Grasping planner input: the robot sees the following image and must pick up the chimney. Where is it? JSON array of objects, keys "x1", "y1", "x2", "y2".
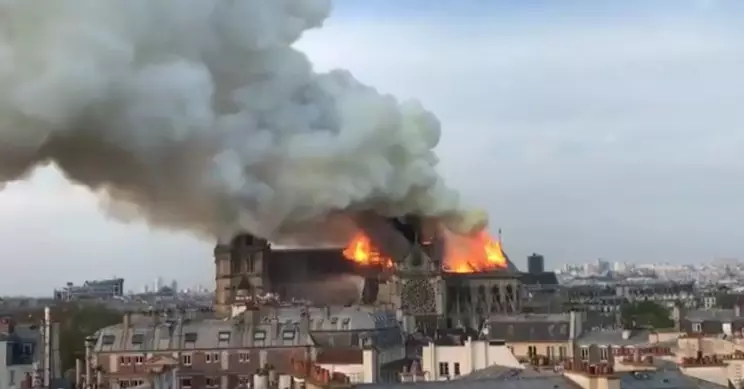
[
  {"x1": 672, "y1": 305, "x2": 684, "y2": 331},
  {"x1": 569, "y1": 311, "x2": 583, "y2": 339},
  {"x1": 123, "y1": 312, "x2": 131, "y2": 330},
  {"x1": 43, "y1": 306, "x2": 52, "y2": 388},
  {"x1": 300, "y1": 308, "x2": 310, "y2": 335},
  {"x1": 0, "y1": 317, "x2": 15, "y2": 335},
  {"x1": 259, "y1": 349, "x2": 268, "y2": 368},
  {"x1": 75, "y1": 359, "x2": 82, "y2": 388},
  {"x1": 84, "y1": 336, "x2": 96, "y2": 389},
  {"x1": 269, "y1": 317, "x2": 279, "y2": 344},
  {"x1": 622, "y1": 329, "x2": 632, "y2": 340}
]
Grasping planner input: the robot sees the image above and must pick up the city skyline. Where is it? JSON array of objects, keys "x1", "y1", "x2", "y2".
[{"x1": 2, "y1": 0, "x2": 744, "y2": 295}]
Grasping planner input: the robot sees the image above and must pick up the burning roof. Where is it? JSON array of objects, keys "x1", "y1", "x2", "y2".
[{"x1": 341, "y1": 215, "x2": 516, "y2": 274}]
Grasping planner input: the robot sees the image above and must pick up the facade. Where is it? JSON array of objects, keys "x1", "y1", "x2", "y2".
[
  {"x1": 0, "y1": 316, "x2": 60, "y2": 389},
  {"x1": 54, "y1": 278, "x2": 124, "y2": 301},
  {"x1": 485, "y1": 312, "x2": 578, "y2": 360},
  {"x1": 401, "y1": 339, "x2": 725, "y2": 389},
  {"x1": 421, "y1": 337, "x2": 521, "y2": 380},
  {"x1": 564, "y1": 280, "x2": 697, "y2": 314},
  {"x1": 92, "y1": 303, "x2": 407, "y2": 388},
  {"x1": 214, "y1": 216, "x2": 524, "y2": 331}
]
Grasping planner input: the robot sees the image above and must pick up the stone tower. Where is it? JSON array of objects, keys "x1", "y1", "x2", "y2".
[
  {"x1": 214, "y1": 234, "x2": 270, "y2": 317},
  {"x1": 388, "y1": 216, "x2": 445, "y2": 330}
]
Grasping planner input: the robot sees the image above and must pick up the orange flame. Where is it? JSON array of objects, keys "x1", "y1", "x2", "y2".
[
  {"x1": 343, "y1": 232, "x2": 394, "y2": 269},
  {"x1": 443, "y1": 230, "x2": 508, "y2": 273}
]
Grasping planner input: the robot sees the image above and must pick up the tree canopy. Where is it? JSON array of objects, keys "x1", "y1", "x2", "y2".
[
  {"x1": 13, "y1": 303, "x2": 122, "y2": 372},
  {"x1": 620, "y1": 300, "x2": 674, "y2": 329}
]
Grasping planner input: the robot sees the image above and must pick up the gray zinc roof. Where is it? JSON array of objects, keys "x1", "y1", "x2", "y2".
[
  {"x1": 94, "y1": 305, "x2": 399, "y2": 352},
  {"x1": 487, "y1": 313, "x2": 571, "y2": 342},
  {"x1": 575, "y1": 329, "x2": 651, "y2": 347},
  {"x1": 685, "y1": 308, "x2": 737, "y2": 322}
]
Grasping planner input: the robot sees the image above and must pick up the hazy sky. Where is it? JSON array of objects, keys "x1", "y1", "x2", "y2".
[{"x1": 2, "y1": 0, "x2": 744, "y2": 295}]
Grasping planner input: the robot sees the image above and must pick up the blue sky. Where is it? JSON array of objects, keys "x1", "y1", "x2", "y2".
[{"x1": 2, "y1": 0, "x2": 744, "y2": 295}]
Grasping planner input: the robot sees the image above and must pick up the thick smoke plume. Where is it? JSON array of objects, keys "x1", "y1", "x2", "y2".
[{"x1": 0, "y1": 0, "x2": 486, "y2": 242}]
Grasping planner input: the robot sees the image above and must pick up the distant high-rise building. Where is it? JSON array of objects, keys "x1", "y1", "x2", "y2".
[{"x1": 527, "y1": 253, "x2": 545, "y2": 274}]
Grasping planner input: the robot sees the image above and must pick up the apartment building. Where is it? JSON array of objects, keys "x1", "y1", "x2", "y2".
[
  {"x1": 483, "y1": 312, "x2": 584, "y2": 360},
  {"x1": 91, "y1": 303, "x2": 407, "y2": 389},
  {"x1": 54, "y1": 278, "x2": 124, "y2": 301},
  {"x1": 0, "y1": 316, "x2": 61, "y2": 389}
]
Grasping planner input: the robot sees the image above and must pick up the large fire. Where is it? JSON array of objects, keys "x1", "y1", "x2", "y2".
[
  {"x1": 342, "y1": 232, "x2": 394, "y2": 269},
  {"x1": 442, "y1": 229, "x2": 508, "y2": 273},
  {"x1": 342, "y1": 228, "x2": 508, "y2": 274}
]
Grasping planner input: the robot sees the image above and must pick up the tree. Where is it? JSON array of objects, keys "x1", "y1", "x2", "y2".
[
  {"x1": 620, "y1": 301, "x2": 674, "y2": 329},
  {"x1": 13, "y1": 303, "x2": 122, "y2": 372}
]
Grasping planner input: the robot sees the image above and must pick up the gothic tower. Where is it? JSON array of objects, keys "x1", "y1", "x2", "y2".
[
  {"x1": 388, "y1": 216, "x2": 445, "y2": 330},
  {"x1": 214, "y1": 234, "x2": 270, "y2": 317}
]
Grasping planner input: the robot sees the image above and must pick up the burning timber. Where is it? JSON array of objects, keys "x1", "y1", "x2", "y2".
[{"x1": 214, "y1": 214, "x2": 523, "y2": 330}]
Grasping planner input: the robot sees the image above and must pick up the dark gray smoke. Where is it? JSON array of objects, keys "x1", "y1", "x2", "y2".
[{"x1": 0, "y1": 0, "x2": 486, "y2": 242}]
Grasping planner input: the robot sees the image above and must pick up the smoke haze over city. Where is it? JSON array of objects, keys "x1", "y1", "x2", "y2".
[{"x1": 2, "y1": 0, "x2": 744, "y2": 295}]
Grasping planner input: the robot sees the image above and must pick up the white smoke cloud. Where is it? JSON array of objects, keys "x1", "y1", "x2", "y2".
[{"x1": 0, "y1": 0, "x2": 484, "y2": 242}]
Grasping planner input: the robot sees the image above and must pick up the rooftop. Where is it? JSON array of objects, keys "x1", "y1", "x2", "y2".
[
  {"x1": 576, "y1": 329, "x2": 651, "y2": 347},
  {"x1": 94, "y1": 305, "x2": 401, "y2": 352}
]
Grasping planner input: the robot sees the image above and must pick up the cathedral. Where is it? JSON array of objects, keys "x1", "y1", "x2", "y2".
[{"x1": 214, "y1": 216, "x2": 524, "y2": 330}]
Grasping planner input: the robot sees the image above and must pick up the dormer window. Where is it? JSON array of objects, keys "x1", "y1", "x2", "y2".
[
  {"x1": 131, "y1": 334, "x2": 144, "y2": 345},
  {"x1": 254, "y1": 331, "x2": 266, "y2": 340}
]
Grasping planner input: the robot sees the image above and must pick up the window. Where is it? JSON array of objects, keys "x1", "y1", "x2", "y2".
[
  {"x1": 600, "y1": 347, "x2": 609, "y2": 361},
  {"x1": 438, "y1": 362, "x2": 450, "y2": 377},
  {"x1": 559, "y1": 346, "x2": 567, "y2": 359},
  {"x1": 131, "y1": 334, "x2": 144, "y2": 345},
  {"x1": 580, "y1": 347, "x2": 589, "y2": 360},
  {"x1": 282, "y1": 330, "x2": 295, "y2": 341},
  {"x1": 180, "y1": 378, "x2": 192, "y2": 389},
  {"x1": 254, "y1": 330, "x2": 266, "y2": 347},
  {"x1": 101, "y1": 335, "x2": 115, "y2": 345},
  {"x1": 238, "y1": 376, "x2": 251, "y2": 386},
  {"x1": 182, "y1": 354, "x2": 192, "y2": 366},
  {"x1": 453, "y1": 362, "x2": 461, "y2": 376},
  {"x1": 184, "y1": 332, "x2": 198, "y2": 343},
  {"x1": 218, "y1": 331, "x2": 231, "y2": 342},
  {"x1": 527, "y1": 346, "x2": 537, "y2": 357},
  {"x1": 134, "y1": 355, "x2": 145, "y2": 365},
  {"x1": 238, "y1": 352, "x2": 250, "y2": 363},
  {"x1": 692, "y1": 322, "x2": 702, "y2": 333},
  {"x1": 546, "y1": 346, "x2": 555, "y2": 360},
  {"x1": 206, "y1": 377, "x2": 219, "y2": 388},
  {"x1": 206, "y1": 352, "x2": 219, "y2": 363},
  {"x1": 22, "y1": 343, "x2": 33, "y2": 355},
  {"x1": 341, "y1": 318, "x2": 351, "y2": 331}
]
